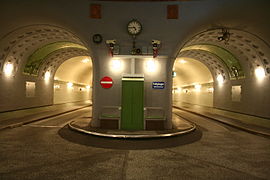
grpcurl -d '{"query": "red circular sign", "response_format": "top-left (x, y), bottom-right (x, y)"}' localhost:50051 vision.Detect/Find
top-left (100, 76), bottom-right (113, 89)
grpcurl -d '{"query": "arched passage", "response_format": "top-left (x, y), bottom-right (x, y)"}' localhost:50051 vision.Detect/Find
top-left (53, 56), bottom-right (92, 104)
top-left (172, 28), bottom-right (270, 118)
top-left (0, 24), bottom-right (93, 112)
top-left (173, 57), bottom-right (214, 107)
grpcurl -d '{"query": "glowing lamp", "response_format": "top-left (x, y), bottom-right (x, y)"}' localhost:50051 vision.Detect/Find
top-left (82, 58), bottom-right (90, 63)
top-left (4, 62), bottom-right (14, 77)
top-left (255, 67), bottom-right (265, 80)
top-left (67, 82), bottom-right (73, 88)
top-left (194, 84), bottom-right (202, 92)
top-left (44, 71), bottom-right (51, 81)
top-left (146, 59), bottom-right (156, 72)
top-left (217, 74), bottom-right (224, 84)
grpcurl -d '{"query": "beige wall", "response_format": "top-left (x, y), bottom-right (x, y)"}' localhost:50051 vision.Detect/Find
top-left (53, 80), bottom-right (91, 104)
top-left (173, 83), bottom-right (213, 107)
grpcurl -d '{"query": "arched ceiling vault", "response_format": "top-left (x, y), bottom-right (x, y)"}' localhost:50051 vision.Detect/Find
top-left (0, 24), bottom-right (91, 79)
top-left (54, 56), bottom-right (92, 85)
top-left (173, 57), bottom-right (213, 87)
top-left (24, 41), bottom-right (88, 76)
top-left (180, 44), bottom-right (244, 80)
top-left (179, 29), bottom-right (270, 80)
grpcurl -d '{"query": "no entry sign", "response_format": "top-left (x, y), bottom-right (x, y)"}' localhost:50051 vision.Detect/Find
top-left (100, 76), bottom-right (113, 89)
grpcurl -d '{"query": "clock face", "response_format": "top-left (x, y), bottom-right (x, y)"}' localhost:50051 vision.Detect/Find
top-left (127, 19), bottom-right (142, 35)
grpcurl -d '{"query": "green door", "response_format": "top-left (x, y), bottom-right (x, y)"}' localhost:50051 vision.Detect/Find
top-left (121, 78), bottom-right (144, 130)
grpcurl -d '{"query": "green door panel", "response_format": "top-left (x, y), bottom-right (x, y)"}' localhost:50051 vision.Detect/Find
top-left (121, 79), bottom-right (144, 130)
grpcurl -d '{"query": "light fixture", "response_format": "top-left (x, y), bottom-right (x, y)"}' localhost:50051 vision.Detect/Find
top-left (80, 87), bottom-right (86, 91)
top-left (217, 28), bottom-right (230, 42)
top-left (217, 74), bottom-right (224, 85)
top-left (194, 84), bottom-right (202, 92)
top-left (146, 59), bottom-right (156, 72)
top-left (86, 85), bottom-right (90, 89)
top-left (4, 62), bottom-right (14, 77)
top-left (54, 84), bottom-right (60, 89)
top-left (44, 71), bottom-right (51, 81)
top-left (179, 59), bottom-right (187, 64)
top-left (67, 82), bottom-right (73, 88)
top-left (183, 89), bottom-right (189, 93)
top-left (255, 66), bottom-right (265, 80)
top-left (81, 58), bottom-right (90, 63)
top-left (207, 87), bottom-right (214, 93)
top-left (111, 59), bottom-right (122, 72)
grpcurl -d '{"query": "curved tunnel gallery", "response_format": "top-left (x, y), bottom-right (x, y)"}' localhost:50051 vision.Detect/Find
top-left (0, 1), bottom-right (270, 179)
top-left (1, 24), bottom-right (269, 132)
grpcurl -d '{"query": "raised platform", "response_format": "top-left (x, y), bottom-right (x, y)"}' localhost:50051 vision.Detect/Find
top-left (68, 114), bottom-right (196, 138)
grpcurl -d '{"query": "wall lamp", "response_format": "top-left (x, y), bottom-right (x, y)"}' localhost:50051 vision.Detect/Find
top-left (255, 66), bottom-right (265, 81)
top-left (218, 28), bottom-right (230, 42)
top-left (4, 62), bottom-right (14, 77)
top-left (217, 74), bottom-right (224, 85)
top-left (44, 71), bottom-right (51, 81)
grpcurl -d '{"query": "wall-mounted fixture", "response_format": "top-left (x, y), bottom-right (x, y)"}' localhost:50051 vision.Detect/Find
top-left (217, 28), bottom-right (230, 43)
top-left (127, 19), bottom-right (142, 55)
top-left (194, 84), bottom-right (202, 92)
top-left (81, 58), bottom-right (90, 63)
top-left (152, 40), bottom-right (161, 58)
top-left (92, 34), bottom-right (103, 44)
top-left (145, 59), bottom-right (157, 73)
top-left (111, 58), bottom-right (122, 72)
top-left (255, 66), bottom-right (265, 81)
top-left (179, 59), bottom-right (186, 64)
top-left (217, 74), bottom-right (224, 85)
top-left (54, 84), bottom-right (60, 89)
top-left (67, 82), bottom-right (73, 89)
top-left (207, 87), bottom-right (214, 93)
top-left (4, 62), bottom-right (14, 77)
top-left (106, 39), bottom-right (116, 57)
top-left (231, 66), bottom-right (239, 78)
top-left (44, 71), bottom-right (51, 81)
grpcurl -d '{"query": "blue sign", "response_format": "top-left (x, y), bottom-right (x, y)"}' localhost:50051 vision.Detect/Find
top-left (152, 82), bottom-right (165, 89)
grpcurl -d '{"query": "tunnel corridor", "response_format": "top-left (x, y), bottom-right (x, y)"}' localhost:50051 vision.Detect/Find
top-left (0, 1), bottom-right (270, 179)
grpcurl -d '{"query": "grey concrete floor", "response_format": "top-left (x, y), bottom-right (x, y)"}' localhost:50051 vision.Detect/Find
top-left (0, 107), bottom-right (269, 180)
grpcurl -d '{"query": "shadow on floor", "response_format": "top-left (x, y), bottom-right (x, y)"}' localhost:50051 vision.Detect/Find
top-left (58, 125), bottom-right (202, 150)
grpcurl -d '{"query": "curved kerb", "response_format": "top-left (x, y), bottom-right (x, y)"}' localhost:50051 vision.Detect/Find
top-left (68, 121), bottom-right (196, 139)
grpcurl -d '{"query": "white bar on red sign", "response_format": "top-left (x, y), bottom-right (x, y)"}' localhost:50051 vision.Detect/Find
top-left (100, 81), bottom-right (113, 84)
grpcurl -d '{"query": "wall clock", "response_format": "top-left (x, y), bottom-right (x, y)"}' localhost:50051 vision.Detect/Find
top-left (127, 19), bottom-right (142, 36)
top-left (92, 34), bottom-right (103, 44)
